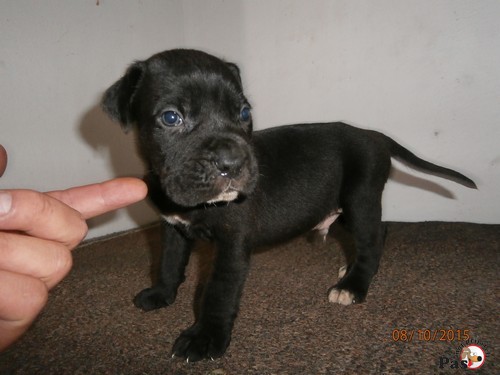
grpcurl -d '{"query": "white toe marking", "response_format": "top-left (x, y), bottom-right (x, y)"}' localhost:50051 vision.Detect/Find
top-left (328, 288), bottom-right (355, 305)
top-left (338, 265), bottom-right (347, 279)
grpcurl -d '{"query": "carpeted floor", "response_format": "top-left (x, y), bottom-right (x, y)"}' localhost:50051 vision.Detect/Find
top-left (0, 221), bottom-right (498, 374)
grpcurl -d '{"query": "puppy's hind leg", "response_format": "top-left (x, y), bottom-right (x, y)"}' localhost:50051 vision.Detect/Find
top-left (336, 222), bottom-right (387, 279)
top-left (134, 221), bottom-right (194, 311)
top-left (328, 192), bottom-right (385, 305)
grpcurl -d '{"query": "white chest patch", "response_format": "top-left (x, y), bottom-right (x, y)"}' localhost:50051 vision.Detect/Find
top-left (161, 214), bottom-right (191, 227)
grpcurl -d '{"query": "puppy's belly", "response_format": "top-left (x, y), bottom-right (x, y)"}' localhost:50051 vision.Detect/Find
top-left (313, 209), bottom-right (342, 239)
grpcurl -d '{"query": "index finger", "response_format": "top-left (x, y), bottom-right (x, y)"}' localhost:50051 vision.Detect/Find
top-left (47, 177), bottom-right (148, 220)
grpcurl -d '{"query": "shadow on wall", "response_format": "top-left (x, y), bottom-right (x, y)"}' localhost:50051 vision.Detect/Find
top-left (78, 102), bottom-right (157, 231)
top-left (389, 166), bottom-right (456, 199)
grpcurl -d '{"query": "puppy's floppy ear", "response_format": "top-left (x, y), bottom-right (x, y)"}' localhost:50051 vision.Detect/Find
top-left (226, 62), bottom-right (243, 87)
top-left (102, 61), bottom-right (145, 132)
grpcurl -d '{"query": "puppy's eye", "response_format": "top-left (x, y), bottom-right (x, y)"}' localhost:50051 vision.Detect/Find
top-left (240, 106), bottom-right (251, 122)
top-left (160, 111), bottom-right (183, 127)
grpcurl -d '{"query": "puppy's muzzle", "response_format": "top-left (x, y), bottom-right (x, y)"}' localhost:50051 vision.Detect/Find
top-left (160, 133), bottom-right (258, 207)
top-left (212, 138), bottom-right (247, 178)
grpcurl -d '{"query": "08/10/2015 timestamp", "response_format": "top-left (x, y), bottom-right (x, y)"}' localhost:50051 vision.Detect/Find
top-left (392, 329), bottom-right (470, 343)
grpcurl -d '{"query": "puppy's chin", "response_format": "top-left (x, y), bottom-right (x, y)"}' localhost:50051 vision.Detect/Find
top-left (165, 183), bottom-right (244, 207)
top-left (160, 178), bottom-right (238, 207)
top-left (206, 190), bottom-right (239, 204)
top-left (164, 178), bottom-right (255, 207)
top-left (162, 167), bottom-right (258, 207)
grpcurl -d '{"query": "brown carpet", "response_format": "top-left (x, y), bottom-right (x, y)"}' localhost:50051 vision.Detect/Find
top-left (0, 222), bottom-right (498, 375)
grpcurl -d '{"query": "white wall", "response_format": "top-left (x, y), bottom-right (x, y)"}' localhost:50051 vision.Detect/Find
top-left (238, 0), bottom-right (500, 223)
top-left (1, 1), bottom-right (498, 239)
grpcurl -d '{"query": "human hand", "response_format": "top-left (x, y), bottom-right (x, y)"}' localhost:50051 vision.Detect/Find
top-left (0, 145), bottom-right (147, 350)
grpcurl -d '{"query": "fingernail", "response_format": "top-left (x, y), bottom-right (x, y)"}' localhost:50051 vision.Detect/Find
top-left (0, 191), bottom-right (12, 216)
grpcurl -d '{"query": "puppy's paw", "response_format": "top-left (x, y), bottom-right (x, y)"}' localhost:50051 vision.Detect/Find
top-left (172, 325), bottom-right (230, 362)
top-left (328, 288), bottom-right (356, 305)
top-left (133, 286), bottom-right (175, 311)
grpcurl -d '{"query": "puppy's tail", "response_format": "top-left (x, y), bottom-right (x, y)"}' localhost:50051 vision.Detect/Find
top-left (382, 134), bottom-right (477, 189)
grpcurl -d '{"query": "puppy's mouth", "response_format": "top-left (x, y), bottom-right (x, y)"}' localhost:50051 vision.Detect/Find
top-left (162, 173), bottom-right (253, 207)
top-left (206, 179), bottom-right (242, 204)
top-left (159, 158), bottom-right (258, 208)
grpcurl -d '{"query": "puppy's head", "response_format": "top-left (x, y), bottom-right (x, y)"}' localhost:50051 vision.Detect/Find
top-left (102, 49), bottom-right (258, 207)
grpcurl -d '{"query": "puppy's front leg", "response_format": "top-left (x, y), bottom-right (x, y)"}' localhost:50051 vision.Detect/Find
top-left (172, 236), bottom-right (251, 362)
top-left (134, 221), bottom-right (193, 311)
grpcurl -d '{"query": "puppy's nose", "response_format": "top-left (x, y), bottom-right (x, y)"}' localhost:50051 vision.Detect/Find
top-left (214, 144), bottom-right (245, 178)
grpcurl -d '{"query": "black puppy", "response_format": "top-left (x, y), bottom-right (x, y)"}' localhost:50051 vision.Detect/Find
top-left (102, 49), bottom-right (476, 362)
